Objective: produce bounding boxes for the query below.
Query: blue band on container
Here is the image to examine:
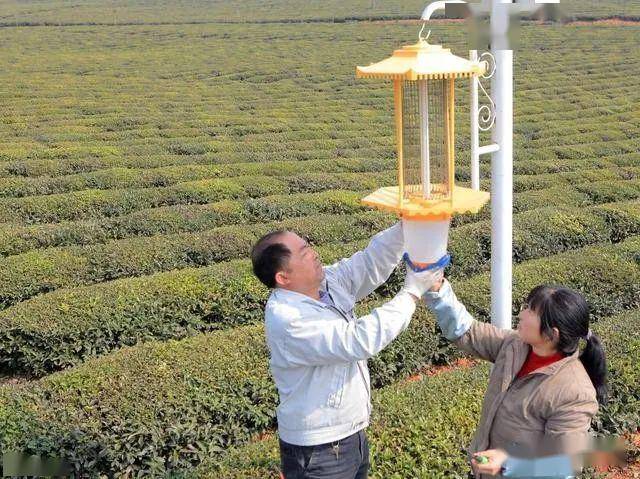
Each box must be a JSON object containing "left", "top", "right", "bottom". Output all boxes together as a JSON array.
[{"left": 402, "top": 252, "right": 451, "bottom": 272}]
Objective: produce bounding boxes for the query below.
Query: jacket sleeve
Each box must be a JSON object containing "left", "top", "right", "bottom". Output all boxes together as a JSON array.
[
  {"left": 501, "top": 395, "right": 598, "bottom": 477},
  {"left": 267, "top": 291, "right": 416, "bottom": 367},
  {"left": 543, "top": 394, "right": 599, "bottom": 455},
  {"left": 323, "top": 222, "right": 404, "bottom": 302},
  {"left": 423, "top": 279, "right": 515, "bottom": 363},
  {"left": 502, "top": 455, "right": 575, "bottom": 478}
]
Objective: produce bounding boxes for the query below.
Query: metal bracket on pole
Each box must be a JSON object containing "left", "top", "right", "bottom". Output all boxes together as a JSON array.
[{"left": 470, "top": 49, "right": 499, "bottom": 192}]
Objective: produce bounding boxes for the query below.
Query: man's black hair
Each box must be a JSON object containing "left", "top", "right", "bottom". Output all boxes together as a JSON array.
[{"left": 250, "top": 230, "right": 291, "bottom": 289}]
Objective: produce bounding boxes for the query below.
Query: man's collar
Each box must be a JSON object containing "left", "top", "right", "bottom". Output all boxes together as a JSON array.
[
  {"left": 272, "top": 287, "right": 328, "bottom": 308},
  {"left": 320, "top": 276, "right": 328, "bottom": 293}
]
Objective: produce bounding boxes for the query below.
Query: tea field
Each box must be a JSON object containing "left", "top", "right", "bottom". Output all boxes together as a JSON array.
[
  {"left": 0, "top": 5, "right": 639, "bottom": 478},
  {"left": 1, "top": 0, "right": 640, "bottom": 23}
]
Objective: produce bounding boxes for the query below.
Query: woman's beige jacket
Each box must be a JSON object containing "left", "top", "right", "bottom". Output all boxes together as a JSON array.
[{"left": 424, "top": 280, "right": 598, "bottom": 477}]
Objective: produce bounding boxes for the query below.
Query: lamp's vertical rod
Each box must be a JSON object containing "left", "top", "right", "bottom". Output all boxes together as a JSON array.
[
  {"left": 442, "top": 79, "right": 449, "bottom": 198},
  {"left": 394, "top": 79, "right": 405, "bottom": 207},
  {"left": 448, "top": 77, "right": 455, "bottom": 198},
  {"left": 470, "top": 50, "right": 480, "bottom": 191},
  {"left": 490, "top": 0, "right": 513, "bottom": 331},
  {"left": 418, "top": 79, "right": 431, "bottom": 199}
]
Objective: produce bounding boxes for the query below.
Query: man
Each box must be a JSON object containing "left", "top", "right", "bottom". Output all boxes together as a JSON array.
[{"left": 250, "top": 222, "right": 442, "bottom": 479}]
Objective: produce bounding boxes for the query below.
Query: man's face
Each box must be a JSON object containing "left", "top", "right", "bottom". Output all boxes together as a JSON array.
[{"left": 275, "top": 232, "right": 324, "bottom": 292}]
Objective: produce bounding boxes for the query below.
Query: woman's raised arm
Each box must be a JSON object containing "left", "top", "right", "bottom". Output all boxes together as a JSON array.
[{"left": 424, "top": 279, "right": 516, "bottom": 363}]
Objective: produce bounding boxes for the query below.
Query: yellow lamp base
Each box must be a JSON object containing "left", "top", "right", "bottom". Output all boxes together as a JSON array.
[{"left": 361, "top": 185, "right": 490, "bottom": 220}]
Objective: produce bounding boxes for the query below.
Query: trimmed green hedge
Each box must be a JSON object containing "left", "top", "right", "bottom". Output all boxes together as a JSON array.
[
  {"left": 512, "top": 166, "right": 638, "bottom": 193},
  {"left": 456, "top": 236, "right": 640, "bottom": 323},
  {"left": 515, "top": 178, "right": 638, "bottom": 211},
  {"left": 212, "top": 367, "right": 489, "bottom": 479},
  {"left": 0, "top": 239, "right": 372, "bottom": 376},
  {"left": 451, "top": 178, "right": 638, "bottom": 228},
  {"left": 0, "top": 203, "right": 638, "bottom": 376},
  {"left": 365, "top": 301, "right": 445, "bottom": 388},
  {"left": 0, "top": 302, "right": 443, "bottom": 477},
  {"left": 448, "top": 200, "right": 640, "bottom": 278},
  {"left": 0, "top": 238, "right": 637, "bottom": 477},
  {"left": 0, "top": 146, "right": 391, "bottom": 178},
  {"left": 0, "top": 183, "right": 531, "bottom": 259},
  {"left": 511, "top": 156, "right": 616, "bottom": 176},
  {"left": 3, "top": 0, "right": 640, "bottom": 23},
  {"left": 0, "top": 165, "right": 634, "bottom": 233},
  {"left": 0, "top": 324, "right": 277, "bottom": 477},
  {"left": 0, "top": 210, "right": 394, "bottom": 309},
  {"left": 0, "top": 171, "right": 395, "bottom": 224},
  {"left": 0, "top": 180, "right": 551, "bottom": 259},
  {"left": 0, "top": 189, "right": 368, "bottom": 257},
  {"left": 593, "top": 314, "right": 640, "bottom": 439},
  {"left": 210, "top": 306, "right": 640, "bottom": 478},
  {"left": 2, "top": 195, "right": 637, "bottom": 312},
  {"left": 0, "top": 148, "right": 620, "bottom": 191},
  {"left": 0, "top": 171, "right": 636, "bottom": 258},
  {"left": 0, "top": 157, "right": 394, "bottom": 198},
  {"left": 609, "top": 152, "right": 640, "bottom": 168},
  {"left": 0, "top": 157, "right": 630, "bottom": 199},
  {"left": 577, "top": 178, "right": 640, "bottom": 204},
  {"left": 593, "top": 200, "right": 640, "bottom": 243}
]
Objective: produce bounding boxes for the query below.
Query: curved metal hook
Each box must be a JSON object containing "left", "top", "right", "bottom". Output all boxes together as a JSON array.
[{"left": 418, "top": 23, "right": 431, "bottom": 42}]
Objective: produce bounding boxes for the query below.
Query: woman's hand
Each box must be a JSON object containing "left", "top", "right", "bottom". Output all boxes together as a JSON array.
[
  {"left": 402, "top": 268, "right": 444, "bottom": 300},
  {"left": 471, "top": 449, "right": 508, "bottom": 476}
]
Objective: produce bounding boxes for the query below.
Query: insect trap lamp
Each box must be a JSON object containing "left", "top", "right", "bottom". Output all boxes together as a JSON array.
[{"left": 357, "top": 35, "right": 490, "bottom": 272}]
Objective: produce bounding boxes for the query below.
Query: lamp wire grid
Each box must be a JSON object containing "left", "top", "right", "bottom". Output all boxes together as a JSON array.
[{"left": 401, "top": 79, "right": 451, "bottom": 201}]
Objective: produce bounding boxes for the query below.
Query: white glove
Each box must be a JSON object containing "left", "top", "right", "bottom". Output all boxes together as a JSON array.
[{"left": 401, "top": 267, "right": 444, "bottom": 299}]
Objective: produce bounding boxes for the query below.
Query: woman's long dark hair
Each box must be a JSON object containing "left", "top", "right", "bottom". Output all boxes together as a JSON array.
[{"left": 526, "top": 285, "right": 608, "bottom": 405}]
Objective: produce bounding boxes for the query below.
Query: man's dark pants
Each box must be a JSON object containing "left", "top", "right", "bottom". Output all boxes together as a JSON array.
[{"left": 279, "top": 429, "right": 369, "bottom": 479}]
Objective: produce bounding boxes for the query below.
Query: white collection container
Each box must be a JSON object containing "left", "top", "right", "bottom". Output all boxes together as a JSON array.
[{"left": 402, "top": 217, "right": 451, "bottom": 266}]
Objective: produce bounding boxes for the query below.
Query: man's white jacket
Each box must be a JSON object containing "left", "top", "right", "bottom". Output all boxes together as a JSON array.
[{"left": 264, "top": 223, "right": 416, "bottom": 446}]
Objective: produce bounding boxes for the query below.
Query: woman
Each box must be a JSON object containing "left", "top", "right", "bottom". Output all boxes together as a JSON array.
[{"left": 423, "top": 278, "right": 608, "bottom": 478}]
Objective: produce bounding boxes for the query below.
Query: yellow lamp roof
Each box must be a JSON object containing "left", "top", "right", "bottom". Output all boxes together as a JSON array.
[
  {"left": 362, "top": 185, "right": 490, "bottom": 220},
  {"left": 356, "top": 40, "right": 485, "bottom": 81}
]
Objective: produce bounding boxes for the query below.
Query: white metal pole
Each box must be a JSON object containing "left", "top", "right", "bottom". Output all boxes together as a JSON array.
[
  {"left": 418, "top": 80, "right": 431, "bottom": 198},
  {"left": 470, "top": 50, "right": 480, "bottom": 191},
  {"left": 421, "top": 0, "right": 514, "bottom": 330},
  {"left": 490, "top": 0, "right": 513, "bottom": 331}
]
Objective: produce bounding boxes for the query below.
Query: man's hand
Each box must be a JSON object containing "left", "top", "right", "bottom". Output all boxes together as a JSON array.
[
  {"left": 401, "top": 267, "right": 444, "bottom": 300},
  {"left": 471, "top": 449, "right": 508, "bottom": 477},
  {"left": 428, "top": 274, "right": 445, "bottom": 293}
]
